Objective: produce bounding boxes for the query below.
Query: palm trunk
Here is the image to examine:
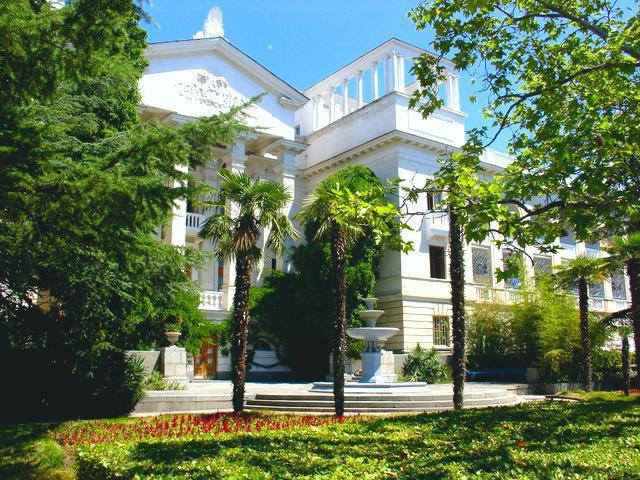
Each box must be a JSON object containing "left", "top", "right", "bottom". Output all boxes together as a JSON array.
[
  {"left": 622, "top": 334, "right": 630, "bottom": 396},
  {"left": 231, "top": 254, "right": 252, "bottom": 413},
  {"left": 330, "top": 222, "right": 348, "bottom": 417},
  {"left": 577, "top": 276, "right": 593, "bottom": 392},
  {"left": 628, "top": 258, "right": 640, "bottom": 389},
  {"left": 448, "top": 208, "right": 466, "bottom": 410}
]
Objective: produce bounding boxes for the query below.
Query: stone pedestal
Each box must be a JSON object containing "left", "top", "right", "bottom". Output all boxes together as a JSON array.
[
  {"left": 161, "top": 346, "right": 189, "bottom": 387},
  {"left": 360, "top": 350, "right": 397, "bottom": 383}
]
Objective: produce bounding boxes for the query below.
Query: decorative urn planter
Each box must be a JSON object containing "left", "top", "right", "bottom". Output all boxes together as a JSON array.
[{"left": 165, "top": 331, "right": 181, "bottom": 347}]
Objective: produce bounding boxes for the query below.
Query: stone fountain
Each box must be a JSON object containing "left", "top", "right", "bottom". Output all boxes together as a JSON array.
[
  {"left": 310, "top": 297, "right": 429, "bottom": 393},
  {"left": 346, "top": 297, "right": 398, "bottom": 383}
]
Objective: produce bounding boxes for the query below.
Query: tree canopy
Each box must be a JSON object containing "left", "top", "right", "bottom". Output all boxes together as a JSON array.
[{"left": 1, "top": 0, "right": 247, "bottom": 420}]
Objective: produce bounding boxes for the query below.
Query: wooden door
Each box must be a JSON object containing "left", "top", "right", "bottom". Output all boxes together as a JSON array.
[{"left": 195, "top": 340, "right": 217, "bottom": 378}]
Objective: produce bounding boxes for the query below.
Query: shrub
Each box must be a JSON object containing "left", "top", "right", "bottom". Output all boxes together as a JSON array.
[
  {"left": 402, "top": 345, "right": 451, "bottom": 383},
  {"left": 2, "top": 350, "right": 147, "bottom": 422},
  {"left": 467, "top": 302, "right": 521, "bottom": 369},
  {"left": 144, "top": 371, "right": 185, "bottom": 391}
]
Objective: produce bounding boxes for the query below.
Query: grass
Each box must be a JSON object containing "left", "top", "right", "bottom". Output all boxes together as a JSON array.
[
  {"left": 2, "top": 399, "right": 640, "bottom": 479},
  {"left": 557, "top": 389, "right": 640, "bottom": 402},
  {"left": 0, "top": 423, "right": 74, "bottom": 479}
]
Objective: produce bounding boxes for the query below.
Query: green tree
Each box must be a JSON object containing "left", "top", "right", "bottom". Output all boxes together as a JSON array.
[
  {"left": 249, "top": 166, "right": 391, "bottom": 380},
  {"left": 200, "top": 169, "right": 295, "bottom": 413},
  {"left": 296, "top": 166, "right": 409, "bottom": 416},
  {"left": 409, "top": 0, "right": 640, "bottom": 384},
  {"left": 0, "top": 1, "right": 247, "bottom": 420},
  {"left": 554, "top": 256, "right": 607, "bottom": 391}
]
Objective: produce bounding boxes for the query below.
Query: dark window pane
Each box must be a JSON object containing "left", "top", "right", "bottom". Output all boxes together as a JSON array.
[{"left": 429, "top": 245, "right": 446, "bottom": 279}]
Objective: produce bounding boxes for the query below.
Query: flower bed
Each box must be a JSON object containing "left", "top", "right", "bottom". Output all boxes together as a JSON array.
[{"left": 54, "top": 412, "right": 355, "bottom": 446}]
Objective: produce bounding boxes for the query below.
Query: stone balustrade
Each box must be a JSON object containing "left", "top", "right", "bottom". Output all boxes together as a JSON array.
[
  {"left": 300, "top": 39, "right": 461, "bottom": 136},
  {"left": 199, "top": 290, "right": 224, "bottom": 310}
]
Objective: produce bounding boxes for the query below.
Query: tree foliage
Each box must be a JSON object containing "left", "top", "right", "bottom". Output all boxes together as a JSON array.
[
  {"left": 296, "top": 166, "right": 410, "bottom": 415},
  {"left": 200, "top": 169, "right": 295, "bottom": 413},
  {"left": 249, "top": 166, "right": 400, "bottom": 380},
  {"left": 0, "top": 1, "right": 246, "bottom": 420},
  {"left": 409, "top": 0, "right": 640, "bottom": 384}
]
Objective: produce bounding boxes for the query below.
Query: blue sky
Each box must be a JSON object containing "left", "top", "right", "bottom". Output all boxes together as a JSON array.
[{"left": 142, "top": 0, "right": 505, "bottom": 151}]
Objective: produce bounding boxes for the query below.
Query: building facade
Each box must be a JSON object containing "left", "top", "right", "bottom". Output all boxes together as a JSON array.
[{"left": 139, "top": 13, "right": 632, "bottom": 379}]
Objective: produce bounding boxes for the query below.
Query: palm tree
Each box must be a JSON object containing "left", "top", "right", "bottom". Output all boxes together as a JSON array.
[
  {"left": 296, "top": 166, "right": 408, "bottom": 416},
  {"left": 554, "top": 255, "right": 606, "bottom": 392},
  {"left": 200, "top": 168, "right": 295, "bottom": 413},
  {"left": 448, "top": 206, "right": 466, "bottom": 409},
  {"left": 605, "top": 232, "right": 640, "bottom": 388}
]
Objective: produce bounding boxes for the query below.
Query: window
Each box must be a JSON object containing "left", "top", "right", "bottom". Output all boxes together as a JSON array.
[
  {"left": 429, "top": 245, "right": 446, "bottom": 279},
  {"left": 533, "top": 256, "right": 552, "bottom": 278},
  {"left": 271, "top": 258, "right": 277, "bottom": 271},
  {"left": 588, "top": 281, "right": 605, "bottom": 299},
  {"left": 472, "top": 246, "right": 492, "bottom": 285},
  {"left": 612, "top": 272, "right": 627, "bottom": 300},
  {"left": 502, "top": 249, "right": 520, "bottom": 289},
  {"left": 427, "top": 192, "right": 442, "bottom": 211},
  {"left": 433, "top": 316, "right": 450, "bottom": 347},
  {"left": 295, "top": 124, "right": 301, "bottom": 136},
  {"left": 216, "top": 259, "right": 224, "bottom": 291}
]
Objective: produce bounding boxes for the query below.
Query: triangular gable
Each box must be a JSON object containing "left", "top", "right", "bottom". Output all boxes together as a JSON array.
[{"left": 141, "top": 37, "right": 307, "bottom": 119}]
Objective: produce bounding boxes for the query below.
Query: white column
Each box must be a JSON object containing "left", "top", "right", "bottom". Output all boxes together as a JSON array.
[
  {"left": 385, "top": 54, "right": 393, "bottom": 94},
  {"left": 372, "top": 62, "right": 379, "bottom": 100},
  {"left": 356, "top": 71, "right": 364, "bottom": 108},
  {"left": 312, "top": 95, "right": 319, "bottom": 131},
  {"left": 392, "top": 52, "right": 400, "bottom": 91},
  {"left": 445, "top": 74, "right": 461, "bottom": 110},
  {"left": 342, "top": 79, "right": 349, "bottom": 117},
  {"left": 396, "top": 54, "right": 405, "bottom": 92},
  {"left": 451, "top": 75, "right": 460, "bottom": 110},
  {"left": 329, "top": 87, "right": 335, "bottom": 123},
  {"left": 220, "top": 136, "right": 248, "bottom": 309},
  {"left": 169, "top": 164, "right": 188, "bottom": 248}
]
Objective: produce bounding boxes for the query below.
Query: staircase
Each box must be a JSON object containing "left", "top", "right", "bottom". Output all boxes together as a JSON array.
[{"left": 245, "top": 387, "right": 519, "bottom": 413}]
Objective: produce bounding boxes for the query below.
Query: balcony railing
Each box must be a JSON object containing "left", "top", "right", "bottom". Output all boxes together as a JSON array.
[
  {"left": 470, "top": 286, "right": 521, "bottom": 304},
  {"left": 186, "top": 212, "right": 205, "bottom": 232},
  {"left": 427, "top": 213, "right": 449, "bottom": 237},
  {"left": 199, "top": 290, "right": 224, "bottom": 311},
  {"left": 470, "top": 286, "right": 630, "bottom": 313}
]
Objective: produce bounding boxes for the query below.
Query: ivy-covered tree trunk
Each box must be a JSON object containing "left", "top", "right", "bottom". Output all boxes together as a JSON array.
[
  {"left": 231, "top": 254, "right": 252, "bottom": 413},
  {"left": 448, "top": 208, "right": 466, "bottom": 410},
  {"left": 577, "top": 276, "right": 593, "bottom": 392},
  {"left": 622, "top": 334, "right": 630, "bottom": 396},
  {"left": 628, "top": 257, "right": 640, "bottom": 389},
  {"left": 330, "top": 222, "right": 348, "bottom": 417}
]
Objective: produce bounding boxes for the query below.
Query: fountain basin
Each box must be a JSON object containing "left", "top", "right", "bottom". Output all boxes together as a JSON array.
[
  {"left": 357, "top": 310, "right": 385, "bottom": 327},
  {"left": 346, "top": 327, "right": 398, "bottom": 342}
]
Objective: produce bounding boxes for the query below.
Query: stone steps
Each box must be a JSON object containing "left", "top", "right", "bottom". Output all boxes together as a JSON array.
[
  {"left": 245, "top": 391, "right": 519, "bottom": 413},
  {"left": 249, "top": 392, "right": 506, "bottom": 402}
]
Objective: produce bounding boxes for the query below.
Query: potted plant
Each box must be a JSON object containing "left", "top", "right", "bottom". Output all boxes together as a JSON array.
[{"left": 165, "top": 320, "right": 182, "bottom": 347}]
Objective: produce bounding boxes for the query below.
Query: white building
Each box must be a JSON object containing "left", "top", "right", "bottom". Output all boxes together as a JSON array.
[{"left": 139, "top": 10, "right": 632, "bottom": 379}]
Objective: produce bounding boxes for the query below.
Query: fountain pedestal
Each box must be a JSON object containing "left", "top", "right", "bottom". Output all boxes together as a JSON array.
[
  {"left": 311, "top": 297, "right": 429, "bottom": 393},
  {"left": 360, "top": 350, "right": 396, "bottom": 383}
]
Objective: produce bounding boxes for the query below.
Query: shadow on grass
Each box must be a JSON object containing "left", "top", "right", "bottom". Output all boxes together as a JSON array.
[
  {"left": 0, "top": 422, "right": 71, "bottom": 480},
  {"left": 105, "top": 401, "right": 640, "bottom": 479}
]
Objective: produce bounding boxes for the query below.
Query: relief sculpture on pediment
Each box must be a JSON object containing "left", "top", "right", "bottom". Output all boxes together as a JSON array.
[{"left": 175, "top": 70, "right": 243, "bottom": 110}]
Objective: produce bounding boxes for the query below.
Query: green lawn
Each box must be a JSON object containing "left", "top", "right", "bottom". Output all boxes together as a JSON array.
[{"left": 2, "top": 399, "right": 640, "bottom": 479}]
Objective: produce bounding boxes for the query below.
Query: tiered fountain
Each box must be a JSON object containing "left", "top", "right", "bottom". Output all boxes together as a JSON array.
[{"left": 310, "top": 297, "right": 429, "bottom": 392}]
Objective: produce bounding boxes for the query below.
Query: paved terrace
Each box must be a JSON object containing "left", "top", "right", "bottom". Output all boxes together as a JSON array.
[{"left": 133, "top": 381, "right": 543, "bottom": 416}]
